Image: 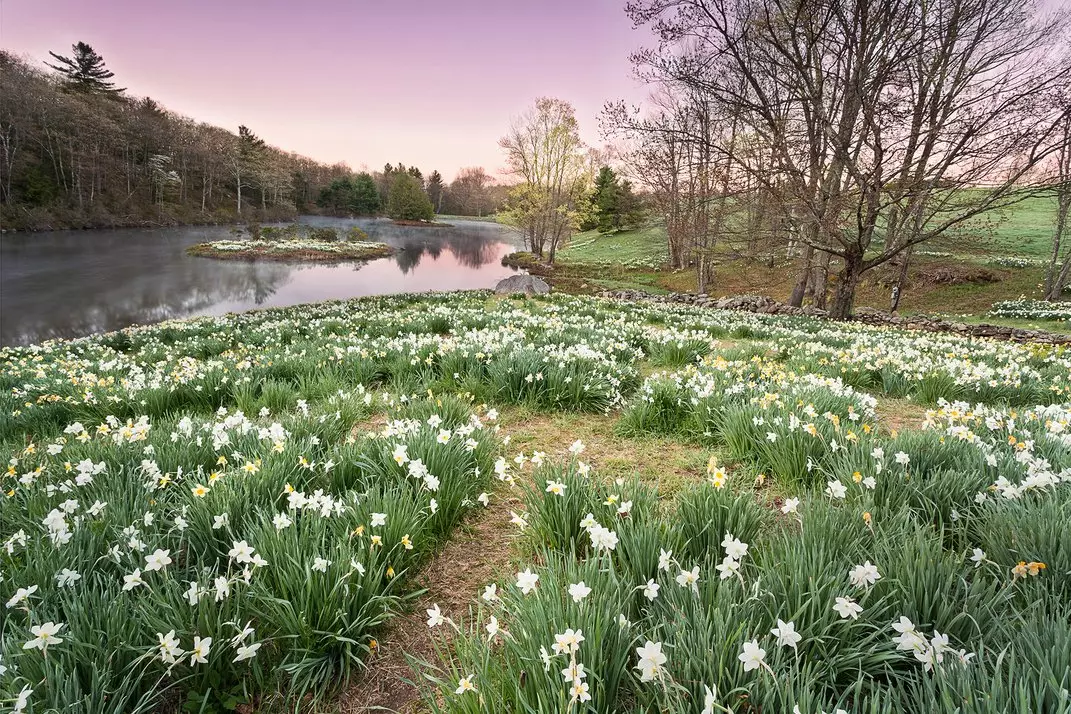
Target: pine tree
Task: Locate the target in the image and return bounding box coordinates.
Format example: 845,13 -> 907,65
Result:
426,170 -> 445,213
232,125 -> 266,214
46,42 -> 125,94
387,173 -> 434,221
352,172 -> 381,214
592,166 -> 620,231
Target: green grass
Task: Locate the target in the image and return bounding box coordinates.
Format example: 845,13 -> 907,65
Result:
538,197 -> 1065,318
558,224 -> 669,267
941,196 -> 1059,260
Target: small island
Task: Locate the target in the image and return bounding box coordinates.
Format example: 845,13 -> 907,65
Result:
187,238 -> 394,262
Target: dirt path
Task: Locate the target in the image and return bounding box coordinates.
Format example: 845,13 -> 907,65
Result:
333,408 -> 710,712
336,489 -> 520,713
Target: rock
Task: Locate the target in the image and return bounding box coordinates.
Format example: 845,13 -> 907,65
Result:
495,274 -> 551,295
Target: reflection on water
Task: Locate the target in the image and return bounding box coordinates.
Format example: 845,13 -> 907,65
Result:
0,217 -> 522,345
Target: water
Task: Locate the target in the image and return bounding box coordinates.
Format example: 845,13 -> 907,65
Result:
0,217 -> 522,346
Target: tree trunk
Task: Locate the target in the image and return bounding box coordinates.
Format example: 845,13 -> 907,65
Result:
891,246 -> 913,312
788,243 -> 814,307
1045,193 -> 1069,300
829,251 -> 864,319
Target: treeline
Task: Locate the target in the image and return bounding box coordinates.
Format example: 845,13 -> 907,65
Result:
0,45 -> 350,230
316,164 -> 511,220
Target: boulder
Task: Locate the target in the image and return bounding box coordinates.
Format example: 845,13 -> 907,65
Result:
495,274 -> 551,295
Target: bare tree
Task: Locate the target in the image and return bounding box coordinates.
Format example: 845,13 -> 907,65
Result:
446,166 -> 495,216
1044,89 -> 1071,300
625,0 -> 1071,317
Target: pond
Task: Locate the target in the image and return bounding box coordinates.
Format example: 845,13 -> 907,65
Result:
0,216 -> 523,346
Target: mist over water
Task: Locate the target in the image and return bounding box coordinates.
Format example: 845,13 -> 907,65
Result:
0,217 -> 522,346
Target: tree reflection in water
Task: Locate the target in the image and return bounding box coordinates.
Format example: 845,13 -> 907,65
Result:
1,218 -> 522,345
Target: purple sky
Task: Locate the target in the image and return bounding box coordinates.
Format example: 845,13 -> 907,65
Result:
1,0 -> 650,181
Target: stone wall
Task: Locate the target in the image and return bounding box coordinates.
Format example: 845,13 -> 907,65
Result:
597,290 -> 1071,345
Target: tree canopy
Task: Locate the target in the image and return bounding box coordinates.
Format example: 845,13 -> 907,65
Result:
499,97 -> 593,263
387,172 -> 434,221
46,42 -> 125,94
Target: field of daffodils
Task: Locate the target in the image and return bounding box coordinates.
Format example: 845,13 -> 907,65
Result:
1,292 -> 1068,713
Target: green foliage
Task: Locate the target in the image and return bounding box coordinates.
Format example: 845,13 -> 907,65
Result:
426,170 -> 445,213
586,166 -> 647,232
352,172 -> 381,214
387,172 -> 434,222
308,226 -> 338,242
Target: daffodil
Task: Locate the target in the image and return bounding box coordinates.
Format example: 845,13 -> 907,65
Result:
833,595 -> 863,620
568,581 -> 592,603
771,619 -> 802,649
516,569 -> 539,594
23,621 -> 65,651
189,635 -> 212,665
634,640 -> 666,682
738,639 -> 767,672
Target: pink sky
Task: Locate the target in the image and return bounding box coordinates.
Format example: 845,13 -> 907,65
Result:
1,0 -> 650,181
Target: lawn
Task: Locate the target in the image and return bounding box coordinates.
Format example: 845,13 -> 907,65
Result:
1,292 -> 1069,714
558,224 -> 670,268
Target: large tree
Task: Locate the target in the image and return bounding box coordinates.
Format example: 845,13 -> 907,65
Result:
230,125 -> 265,215
387,172 -> 434,221
499,97 -> 593,263
46,42 -> 124,94
445,167 -> 496,216
624,0 -> 1071,317
352,171 -> 381,215
1043,88 -> 1071,301
426,170 -> 445,213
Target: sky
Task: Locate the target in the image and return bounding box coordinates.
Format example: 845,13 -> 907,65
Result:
0,0 -> 652,181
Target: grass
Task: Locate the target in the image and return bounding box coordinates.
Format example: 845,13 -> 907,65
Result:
558,225 -> 669,268
522,195 -> 1065,319
1,291 -> 1068,714
943,195 -> 1060,260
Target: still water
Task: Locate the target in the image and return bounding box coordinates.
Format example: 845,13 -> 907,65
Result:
0,217 -> 522,346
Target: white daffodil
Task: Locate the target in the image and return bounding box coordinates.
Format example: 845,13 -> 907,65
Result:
568,581 -> 592,603
516,569 -> 539,594
771,619 -> 802,649
23,621 -> 65,651
833,595 -> 863,620
738,639 -> 767,672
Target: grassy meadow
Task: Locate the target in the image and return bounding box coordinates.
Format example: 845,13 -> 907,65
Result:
1,291 -> 1069,713
543,195 -> 1069,331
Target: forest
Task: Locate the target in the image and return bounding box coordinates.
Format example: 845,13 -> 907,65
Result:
0,45 -> 362,230
0,44 -> 512,230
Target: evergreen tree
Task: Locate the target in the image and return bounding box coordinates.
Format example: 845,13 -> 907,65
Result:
591,166 -> 620,231
426,170 -> 445,213
616,179 -> 646,229
352,172 -> 381,214
316,177 -> 356,212
407,165 -> 424,187
232,125 -> 266,214
46,42 -> 125,94
387,173 -> 434,221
